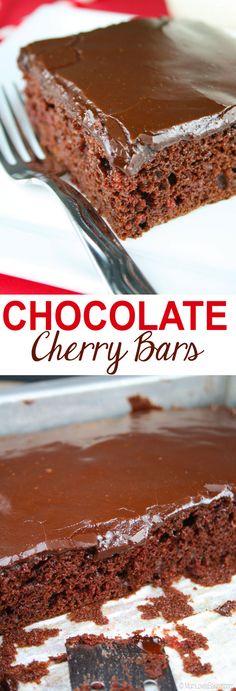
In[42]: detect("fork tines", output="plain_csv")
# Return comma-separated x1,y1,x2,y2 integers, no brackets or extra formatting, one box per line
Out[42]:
0,83,44,169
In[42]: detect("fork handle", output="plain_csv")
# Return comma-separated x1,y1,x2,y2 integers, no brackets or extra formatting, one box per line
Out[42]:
43,175,156,294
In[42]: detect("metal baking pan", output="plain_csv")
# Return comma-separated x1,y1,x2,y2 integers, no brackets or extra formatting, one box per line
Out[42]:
0,374,235,437
1,375,236,691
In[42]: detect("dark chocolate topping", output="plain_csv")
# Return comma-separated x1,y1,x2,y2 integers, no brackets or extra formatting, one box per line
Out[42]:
19,18,236,173
0,407,235,567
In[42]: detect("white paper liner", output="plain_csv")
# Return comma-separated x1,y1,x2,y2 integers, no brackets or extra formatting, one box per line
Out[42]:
2,574,234,690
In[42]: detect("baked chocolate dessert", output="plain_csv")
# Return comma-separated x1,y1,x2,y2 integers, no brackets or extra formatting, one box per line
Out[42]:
18,18,236,238
0,407,236,632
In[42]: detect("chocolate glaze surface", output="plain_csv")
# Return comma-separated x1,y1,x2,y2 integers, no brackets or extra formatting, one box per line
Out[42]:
0,407,235,567
19,18,236,173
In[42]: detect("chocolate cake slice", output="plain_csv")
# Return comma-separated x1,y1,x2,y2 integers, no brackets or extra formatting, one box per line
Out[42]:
18,18,236,239
0,407,236,632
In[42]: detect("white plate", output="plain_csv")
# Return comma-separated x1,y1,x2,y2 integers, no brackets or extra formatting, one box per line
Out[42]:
0,1,236,293
168,0,236,29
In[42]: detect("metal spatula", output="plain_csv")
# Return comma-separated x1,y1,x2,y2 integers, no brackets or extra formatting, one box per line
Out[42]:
66,635,177,691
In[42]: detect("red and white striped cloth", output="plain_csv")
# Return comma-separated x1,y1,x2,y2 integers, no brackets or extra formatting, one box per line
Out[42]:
0,0,169,294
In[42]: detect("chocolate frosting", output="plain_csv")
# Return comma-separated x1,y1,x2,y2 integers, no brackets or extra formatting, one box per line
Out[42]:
0,407,235,567
19,18,236,173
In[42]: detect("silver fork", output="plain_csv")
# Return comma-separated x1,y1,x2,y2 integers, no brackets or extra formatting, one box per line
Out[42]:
0,84,155,294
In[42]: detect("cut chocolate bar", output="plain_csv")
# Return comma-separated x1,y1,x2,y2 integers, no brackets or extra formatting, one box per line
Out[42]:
18,18,236,238
0,407,236,633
